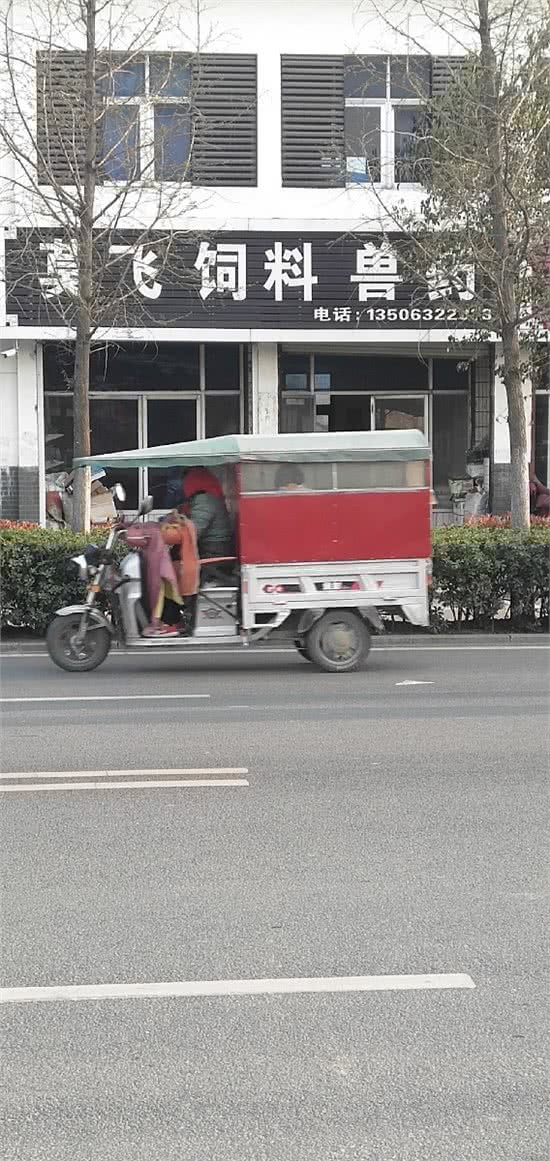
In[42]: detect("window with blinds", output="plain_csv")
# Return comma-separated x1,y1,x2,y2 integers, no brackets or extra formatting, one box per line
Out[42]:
36,51,257,187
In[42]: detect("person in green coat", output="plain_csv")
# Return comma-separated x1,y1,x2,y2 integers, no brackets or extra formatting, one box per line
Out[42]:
181,467,234,560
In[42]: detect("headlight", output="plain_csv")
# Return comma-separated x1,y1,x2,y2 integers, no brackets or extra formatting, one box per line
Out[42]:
71,554,89,582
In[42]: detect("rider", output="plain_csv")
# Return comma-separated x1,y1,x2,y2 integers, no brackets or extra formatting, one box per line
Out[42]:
180,467,234,560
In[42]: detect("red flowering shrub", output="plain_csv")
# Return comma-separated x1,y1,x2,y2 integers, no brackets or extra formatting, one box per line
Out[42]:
0,519,40,530
465,514,550,528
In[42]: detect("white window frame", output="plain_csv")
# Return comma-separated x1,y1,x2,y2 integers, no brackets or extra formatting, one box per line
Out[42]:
345,57,427,190
105,54,192,185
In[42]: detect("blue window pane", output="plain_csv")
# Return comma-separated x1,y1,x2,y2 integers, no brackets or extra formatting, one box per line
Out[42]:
101,107,139,181
154,105,191,180
150,55,190,98
99,60,145,97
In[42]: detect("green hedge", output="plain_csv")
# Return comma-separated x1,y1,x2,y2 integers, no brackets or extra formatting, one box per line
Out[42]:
431,525,549,629
0,526,115,634
1,523,549,633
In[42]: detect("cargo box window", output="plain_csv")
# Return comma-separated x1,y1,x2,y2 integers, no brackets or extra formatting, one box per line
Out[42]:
241,462,333,493
336,460,425,489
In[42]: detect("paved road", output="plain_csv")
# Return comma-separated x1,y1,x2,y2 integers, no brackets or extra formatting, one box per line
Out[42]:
1,642,549,1160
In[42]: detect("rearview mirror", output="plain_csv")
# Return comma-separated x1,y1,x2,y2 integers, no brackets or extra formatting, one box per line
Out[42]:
139,494,154,516
112,483,126,503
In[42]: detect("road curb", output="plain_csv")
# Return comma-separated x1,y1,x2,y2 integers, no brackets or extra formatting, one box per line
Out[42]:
1,631,548,654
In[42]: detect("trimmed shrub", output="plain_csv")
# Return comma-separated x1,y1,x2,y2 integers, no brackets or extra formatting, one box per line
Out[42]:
432,525,550,628
1,522,549,634
0,526,114,634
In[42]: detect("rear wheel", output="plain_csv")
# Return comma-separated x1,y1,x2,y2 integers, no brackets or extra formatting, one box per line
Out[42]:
305,611,370,673
46,614,111,672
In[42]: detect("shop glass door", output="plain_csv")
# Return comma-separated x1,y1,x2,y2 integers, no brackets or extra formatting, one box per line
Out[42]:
146,396,198,507
432,393,469,487
90,397,139,509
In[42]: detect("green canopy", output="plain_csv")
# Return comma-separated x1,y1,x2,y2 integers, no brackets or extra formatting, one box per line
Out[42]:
75,431,430,470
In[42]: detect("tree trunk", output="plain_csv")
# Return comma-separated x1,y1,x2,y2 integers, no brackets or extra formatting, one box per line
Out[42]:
478,0,530,529
501,323,531,528
71,0,96,532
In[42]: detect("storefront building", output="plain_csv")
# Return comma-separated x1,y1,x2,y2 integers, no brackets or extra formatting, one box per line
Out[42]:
0,0,544,523
1,225,498,521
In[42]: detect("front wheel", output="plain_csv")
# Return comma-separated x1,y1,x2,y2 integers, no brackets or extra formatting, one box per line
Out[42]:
46,614,111,672
305,611,371,673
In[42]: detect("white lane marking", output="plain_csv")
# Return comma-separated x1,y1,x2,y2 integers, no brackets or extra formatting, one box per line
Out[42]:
395,679,434,686
0,971,475,1005
0,767,248,781
0,778,249,794
379,645,550,651
0,693,210,704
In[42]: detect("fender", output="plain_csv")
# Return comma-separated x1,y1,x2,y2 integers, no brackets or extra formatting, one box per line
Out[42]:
361,605,384,632
53,606,115,635
298,605,383,635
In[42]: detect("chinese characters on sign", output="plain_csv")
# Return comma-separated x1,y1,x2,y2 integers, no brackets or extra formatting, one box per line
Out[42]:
194,242,247,301
37,237,477,309
39,241,78,299
109,244,163,300
10,231,491,329
426,264,475,302
263,242,318,301
350,242,402,301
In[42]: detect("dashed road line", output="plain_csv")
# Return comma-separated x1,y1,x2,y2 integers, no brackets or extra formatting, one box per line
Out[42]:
0,693,210,704
0,971,476,1005
0,778,249,794
0,767,248,781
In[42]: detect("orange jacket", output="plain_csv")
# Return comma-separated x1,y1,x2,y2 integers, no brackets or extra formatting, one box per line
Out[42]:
160,515,200,596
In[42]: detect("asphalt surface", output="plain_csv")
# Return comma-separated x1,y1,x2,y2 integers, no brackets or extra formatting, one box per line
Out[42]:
1,641,549,1160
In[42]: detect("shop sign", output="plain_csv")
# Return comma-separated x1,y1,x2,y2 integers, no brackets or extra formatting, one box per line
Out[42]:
5,230,491,330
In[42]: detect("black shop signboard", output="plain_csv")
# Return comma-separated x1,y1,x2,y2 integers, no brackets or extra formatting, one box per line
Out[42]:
5,229,490,330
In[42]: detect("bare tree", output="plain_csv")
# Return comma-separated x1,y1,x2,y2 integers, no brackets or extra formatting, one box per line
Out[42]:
354,0,550,527
0,0,214,529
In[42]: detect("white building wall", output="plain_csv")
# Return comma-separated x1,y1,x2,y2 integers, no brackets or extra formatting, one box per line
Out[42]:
0,0,472,234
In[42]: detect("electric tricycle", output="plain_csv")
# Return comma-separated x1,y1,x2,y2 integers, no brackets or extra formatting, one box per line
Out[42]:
46,431,432,674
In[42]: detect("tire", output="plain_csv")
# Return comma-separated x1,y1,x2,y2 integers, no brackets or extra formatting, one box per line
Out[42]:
294,639,313,662
305,611,371,674
46,614,111,673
